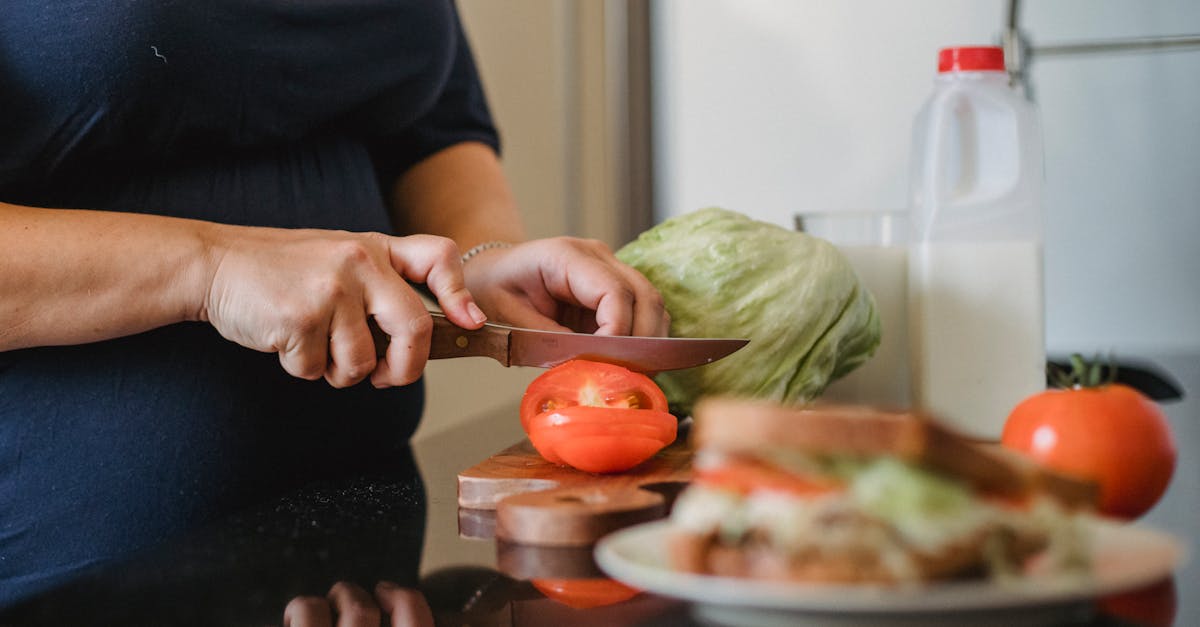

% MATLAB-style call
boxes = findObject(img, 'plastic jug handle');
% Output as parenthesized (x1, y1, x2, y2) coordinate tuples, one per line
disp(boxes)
(920, 86, 1033, 242)
(919, 89, 960, 241)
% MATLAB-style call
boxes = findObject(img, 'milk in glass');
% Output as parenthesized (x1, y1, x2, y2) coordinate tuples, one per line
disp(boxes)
(821, 245, 910, 407)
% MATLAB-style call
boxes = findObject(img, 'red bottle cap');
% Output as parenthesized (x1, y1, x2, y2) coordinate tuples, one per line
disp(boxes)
(938, 46, 1005, 73)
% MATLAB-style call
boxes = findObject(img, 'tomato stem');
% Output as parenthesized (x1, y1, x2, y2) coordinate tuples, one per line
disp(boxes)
(1049, 353, 1118, 389)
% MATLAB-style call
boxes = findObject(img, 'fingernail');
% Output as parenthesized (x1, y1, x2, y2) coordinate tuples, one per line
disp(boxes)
(467, 302, 487, 325)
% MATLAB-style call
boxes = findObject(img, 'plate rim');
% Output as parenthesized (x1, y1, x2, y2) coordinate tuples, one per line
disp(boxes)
(593, 518, 1187, 615)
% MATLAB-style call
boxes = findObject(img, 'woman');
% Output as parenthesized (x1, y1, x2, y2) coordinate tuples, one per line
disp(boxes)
(0, 0, 667, 605)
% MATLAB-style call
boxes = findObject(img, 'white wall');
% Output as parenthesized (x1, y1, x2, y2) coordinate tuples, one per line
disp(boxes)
(653, 0, 1200, 355)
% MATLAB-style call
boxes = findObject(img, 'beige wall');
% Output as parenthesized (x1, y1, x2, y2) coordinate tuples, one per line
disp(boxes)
(413, 1, 637, 442)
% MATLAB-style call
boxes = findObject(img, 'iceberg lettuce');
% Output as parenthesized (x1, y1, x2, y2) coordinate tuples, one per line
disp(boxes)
(616, 208, 880, 415)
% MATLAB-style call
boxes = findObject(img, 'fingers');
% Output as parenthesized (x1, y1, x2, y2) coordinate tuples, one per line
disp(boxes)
(324, 301, 377, 389)
(549, 239, 668, 337)
(281, 582, 432, 627)
(327, 581, 382, 627)
(463, 237, 669, 337)
(375, 581, 435, 627)
(283, 595, 333, 627)
(387, 235, 486, 330)
(610, 262, 671, 337)
(365, 273, 433, 388)
(277, 309, 332, 381)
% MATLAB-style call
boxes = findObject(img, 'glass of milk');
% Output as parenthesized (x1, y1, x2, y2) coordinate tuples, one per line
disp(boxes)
(795, 210, 910, 408)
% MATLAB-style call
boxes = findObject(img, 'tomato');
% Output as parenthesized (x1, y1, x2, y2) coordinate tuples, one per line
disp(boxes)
(694, 459, 843, 497)
(530, 578, 640, 609)
(1001, 362, 1176, 519)
(520, 361, 676, 473)
(1097, 576, 1176, 627)
(520, 360, 669, 431)
(526, 406, 676, 473)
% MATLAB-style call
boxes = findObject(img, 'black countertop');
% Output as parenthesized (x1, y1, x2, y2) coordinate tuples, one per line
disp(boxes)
(2, 352, 1196, 627)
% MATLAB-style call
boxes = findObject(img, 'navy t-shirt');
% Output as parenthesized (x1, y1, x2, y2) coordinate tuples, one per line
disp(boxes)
(0, 0, 498, 605)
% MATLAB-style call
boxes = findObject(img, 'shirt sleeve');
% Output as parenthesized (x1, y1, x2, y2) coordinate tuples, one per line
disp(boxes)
(368, 4, 501, 190)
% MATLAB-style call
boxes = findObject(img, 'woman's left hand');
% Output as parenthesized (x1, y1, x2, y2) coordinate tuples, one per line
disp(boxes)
(461, 237, 670, 337)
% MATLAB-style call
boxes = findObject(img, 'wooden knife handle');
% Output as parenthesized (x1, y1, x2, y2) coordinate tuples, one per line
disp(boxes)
(371, 313, 512, 365)
(428, 313, 511, 364)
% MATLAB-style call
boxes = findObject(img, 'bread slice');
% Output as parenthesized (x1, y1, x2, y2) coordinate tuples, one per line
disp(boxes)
(691, 397, 1097, 508)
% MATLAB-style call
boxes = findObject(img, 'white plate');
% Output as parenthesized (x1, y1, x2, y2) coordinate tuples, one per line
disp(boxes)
(594, 519, 1186, 626)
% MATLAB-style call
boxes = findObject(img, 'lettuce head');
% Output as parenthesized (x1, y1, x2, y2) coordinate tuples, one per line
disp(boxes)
(616, 207, 880, 415)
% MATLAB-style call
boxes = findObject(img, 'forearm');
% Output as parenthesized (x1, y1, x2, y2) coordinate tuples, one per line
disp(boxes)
(0, 202, 216, 351)
(388, 142, 527, 250)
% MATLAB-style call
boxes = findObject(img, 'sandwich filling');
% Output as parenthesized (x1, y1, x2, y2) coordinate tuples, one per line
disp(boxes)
(671, 449, 1089, 583)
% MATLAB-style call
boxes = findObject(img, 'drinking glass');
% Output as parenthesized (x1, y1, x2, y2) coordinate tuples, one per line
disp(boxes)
(795, 210, 910, 407)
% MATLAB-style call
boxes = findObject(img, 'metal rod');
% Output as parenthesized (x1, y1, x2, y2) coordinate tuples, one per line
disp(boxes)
(1032, 35, 1200, 57)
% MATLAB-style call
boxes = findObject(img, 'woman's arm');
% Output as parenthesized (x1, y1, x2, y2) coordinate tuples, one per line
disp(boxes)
(389, 142, 670, 337)
(389, 141, 526, 251)
(0, 201, 483, 387)
(0, 202, 215, 350)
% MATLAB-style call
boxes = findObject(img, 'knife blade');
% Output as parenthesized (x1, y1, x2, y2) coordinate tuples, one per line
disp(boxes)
(372, 312, 748, 372)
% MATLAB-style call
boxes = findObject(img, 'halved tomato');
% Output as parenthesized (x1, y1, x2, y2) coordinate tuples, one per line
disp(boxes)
(521, 361, 676, 473)
(520, 360, 670, 431)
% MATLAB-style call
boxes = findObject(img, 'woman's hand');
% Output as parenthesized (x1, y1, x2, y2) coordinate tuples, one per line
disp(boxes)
(203, 227, 486, 388)
(388, 143, 668, 338)
(461, 237, 669, 337)
(283, 581, 433, 627)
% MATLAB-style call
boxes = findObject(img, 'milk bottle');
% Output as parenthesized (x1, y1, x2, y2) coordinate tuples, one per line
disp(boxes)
(908, 46, 1046, 439)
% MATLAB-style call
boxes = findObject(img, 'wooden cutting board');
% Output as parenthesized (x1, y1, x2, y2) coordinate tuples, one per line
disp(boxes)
(457, 432, 693, 546)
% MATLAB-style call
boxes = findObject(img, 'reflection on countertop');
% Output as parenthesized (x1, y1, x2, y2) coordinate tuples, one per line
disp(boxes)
(0, 352, 1194, 627)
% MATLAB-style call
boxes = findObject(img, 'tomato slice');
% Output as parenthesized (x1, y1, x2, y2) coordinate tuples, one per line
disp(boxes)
(530, 578, 640, 609)
(554, 436, 668, 474)
(524, 405, 677, 473)
(694, 459, 843, 497)
(520, 360, 670, 431)
(529, 422, 674, 465)
(528, 407, 677, 440)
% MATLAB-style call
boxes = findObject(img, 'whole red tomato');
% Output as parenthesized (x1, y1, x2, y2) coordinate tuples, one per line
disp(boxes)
(1001, 358, 1176, 519)
(520, 360, 676, 473)
(1098, 577, 1177, 627)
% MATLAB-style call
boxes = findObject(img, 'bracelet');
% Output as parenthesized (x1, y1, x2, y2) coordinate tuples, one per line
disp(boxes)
(461, 240, 513, 263)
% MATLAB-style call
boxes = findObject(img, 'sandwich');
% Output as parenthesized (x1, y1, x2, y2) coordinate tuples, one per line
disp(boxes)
(668, 398, 1097, 584)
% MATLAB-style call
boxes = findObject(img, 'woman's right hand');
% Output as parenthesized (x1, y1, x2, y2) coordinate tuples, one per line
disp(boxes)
(283, 581, 434, 627)
(202, 227, 486, 388)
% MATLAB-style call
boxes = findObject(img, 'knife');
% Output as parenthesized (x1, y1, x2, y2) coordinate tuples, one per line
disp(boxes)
(372, 312, 748, 373)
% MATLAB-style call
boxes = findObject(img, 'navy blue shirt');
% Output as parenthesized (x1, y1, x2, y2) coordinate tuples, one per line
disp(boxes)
(0, 0, 498, 605)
